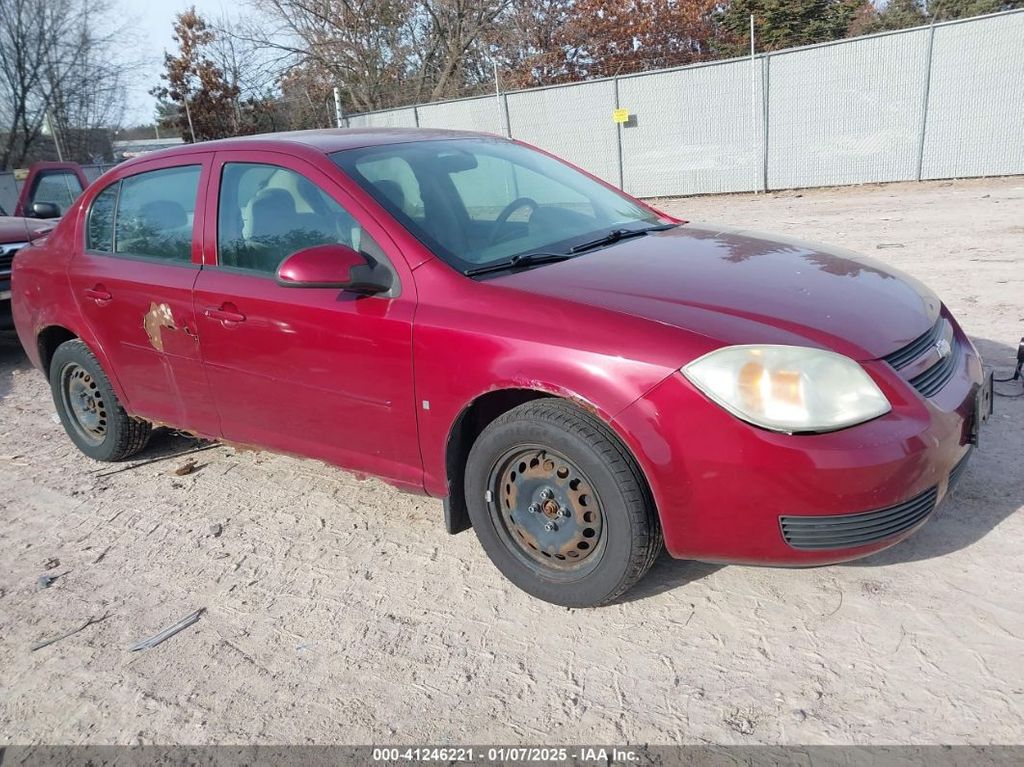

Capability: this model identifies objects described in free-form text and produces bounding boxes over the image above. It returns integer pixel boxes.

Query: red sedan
[11,129,991,606]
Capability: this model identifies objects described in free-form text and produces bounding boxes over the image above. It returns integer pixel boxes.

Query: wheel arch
[34,323,130,409]
[443,388,552,534]
[442,386,657,537]
[37,325,79,374]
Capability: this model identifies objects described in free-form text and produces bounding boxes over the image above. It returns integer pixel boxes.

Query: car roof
[118,128,502,169]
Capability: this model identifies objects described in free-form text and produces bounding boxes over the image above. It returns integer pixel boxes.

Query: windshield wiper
[568,223,677,254]
[465,252,574,277]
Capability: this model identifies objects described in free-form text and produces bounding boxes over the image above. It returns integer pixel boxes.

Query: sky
[124,0,236,126]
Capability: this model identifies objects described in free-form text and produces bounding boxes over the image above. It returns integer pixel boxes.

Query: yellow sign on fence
[612,108,630,124]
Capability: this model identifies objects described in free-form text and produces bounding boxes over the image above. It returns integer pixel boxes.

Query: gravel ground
[1,177,1022,746]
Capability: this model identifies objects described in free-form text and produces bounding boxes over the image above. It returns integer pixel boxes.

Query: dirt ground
[1,177,1022,746]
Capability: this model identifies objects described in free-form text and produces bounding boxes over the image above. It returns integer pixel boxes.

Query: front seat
[249,188,302,271]
[372,180,406,214]
[137,200,189,260]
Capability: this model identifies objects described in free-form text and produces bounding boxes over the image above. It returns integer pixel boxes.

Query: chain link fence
[345,10,1024,198]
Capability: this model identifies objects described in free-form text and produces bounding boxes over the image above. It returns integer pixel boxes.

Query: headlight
[681,345,890,433]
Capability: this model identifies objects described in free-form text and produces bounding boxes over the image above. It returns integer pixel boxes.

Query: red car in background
[11,130,991,606]
[1,162,89,328]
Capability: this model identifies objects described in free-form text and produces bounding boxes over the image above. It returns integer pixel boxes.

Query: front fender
[411,262,684,496]
[419,359,675,498]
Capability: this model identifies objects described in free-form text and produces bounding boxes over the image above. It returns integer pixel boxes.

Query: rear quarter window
[86,183,118,252]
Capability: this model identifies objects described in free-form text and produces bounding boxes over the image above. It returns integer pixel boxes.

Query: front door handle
[84,286,112,303]
[204,305,246,324]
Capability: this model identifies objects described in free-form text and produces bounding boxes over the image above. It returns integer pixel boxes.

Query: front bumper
[612,322,985,565]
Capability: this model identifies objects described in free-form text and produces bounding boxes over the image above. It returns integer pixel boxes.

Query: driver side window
[217,162,385,276]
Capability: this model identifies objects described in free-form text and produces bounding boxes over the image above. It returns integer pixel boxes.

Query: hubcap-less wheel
[490,445,604,576]
[48,339,152,462]
[60,362,108,446]
[466,399,662,606]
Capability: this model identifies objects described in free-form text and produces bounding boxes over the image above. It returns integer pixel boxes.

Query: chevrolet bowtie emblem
[935,338,952,359]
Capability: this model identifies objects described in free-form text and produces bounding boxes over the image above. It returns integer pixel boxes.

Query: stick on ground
[31,613,110,652]
[129,608,205,652]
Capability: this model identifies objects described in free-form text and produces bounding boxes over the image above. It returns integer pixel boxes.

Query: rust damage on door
[143,302,177,352]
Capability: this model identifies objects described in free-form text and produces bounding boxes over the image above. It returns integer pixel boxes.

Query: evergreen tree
[716,0,871,55]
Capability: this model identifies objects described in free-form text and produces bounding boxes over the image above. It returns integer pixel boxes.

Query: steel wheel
[59,362,108,446]
[489,445,605,578]
[49,340,151,462]
[466,400,662,606]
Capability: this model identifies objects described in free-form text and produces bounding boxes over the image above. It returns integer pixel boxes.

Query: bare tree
[47,6,133,162]
[240,0,412,112]
[410,0,516,101]
[237,0,512,113]
[0,0,128,168]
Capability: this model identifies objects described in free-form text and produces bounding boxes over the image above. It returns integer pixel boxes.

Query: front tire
[49,339,151,461]
[465,399,661,607]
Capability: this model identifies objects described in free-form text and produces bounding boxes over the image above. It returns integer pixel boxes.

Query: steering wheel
[487,197,540,246]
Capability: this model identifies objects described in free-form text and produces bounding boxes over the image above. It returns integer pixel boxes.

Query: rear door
[67,154,219,435]
[192,149,421,488]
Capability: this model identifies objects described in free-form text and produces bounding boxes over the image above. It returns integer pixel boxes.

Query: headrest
[139,200,186,230]
[372,180,405,213]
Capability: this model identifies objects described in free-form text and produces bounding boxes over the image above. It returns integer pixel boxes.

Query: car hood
[0,216,55,244]
[494,223,941,361]
[0,217,31,243]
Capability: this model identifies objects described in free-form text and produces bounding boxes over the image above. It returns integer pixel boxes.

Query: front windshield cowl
[332,137,662,275]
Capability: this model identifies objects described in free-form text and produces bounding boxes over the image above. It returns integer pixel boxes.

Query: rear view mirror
[438,151,478,173]
[30,201,61,219]
[276,244,392,294]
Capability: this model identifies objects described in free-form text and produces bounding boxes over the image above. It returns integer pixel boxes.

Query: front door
[67,154,219,435]
[192,151,421,489]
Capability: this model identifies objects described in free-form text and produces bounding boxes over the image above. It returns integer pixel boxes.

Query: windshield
[332,138,662,274]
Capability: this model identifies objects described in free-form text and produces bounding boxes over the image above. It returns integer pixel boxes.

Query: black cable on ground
[992,336,1024,398]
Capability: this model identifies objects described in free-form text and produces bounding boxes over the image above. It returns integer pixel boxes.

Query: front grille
[907,337,960,397]
[884,320,944,370]
[780,487,938,550]
[0,241,27,275]
[883,317,960,398]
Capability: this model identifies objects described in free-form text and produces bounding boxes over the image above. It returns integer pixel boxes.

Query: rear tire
[465,399,661,607]
[49,339,151,461]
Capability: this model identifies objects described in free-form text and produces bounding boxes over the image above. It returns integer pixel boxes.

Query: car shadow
[0,330,32,402]
[848,334,1023,567]
[616,553,722,603]
[129,428,216,462]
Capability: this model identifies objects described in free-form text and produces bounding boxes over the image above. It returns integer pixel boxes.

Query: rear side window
[114,166,200,262]
[86,183,118,252]
[30,171,84,215]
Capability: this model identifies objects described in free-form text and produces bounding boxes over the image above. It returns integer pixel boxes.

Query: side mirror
[275,243,392,294]
[30,201,61,219]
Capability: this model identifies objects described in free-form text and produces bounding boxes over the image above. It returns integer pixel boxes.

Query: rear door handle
[204,306,246,323]
[84,286,112,303]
